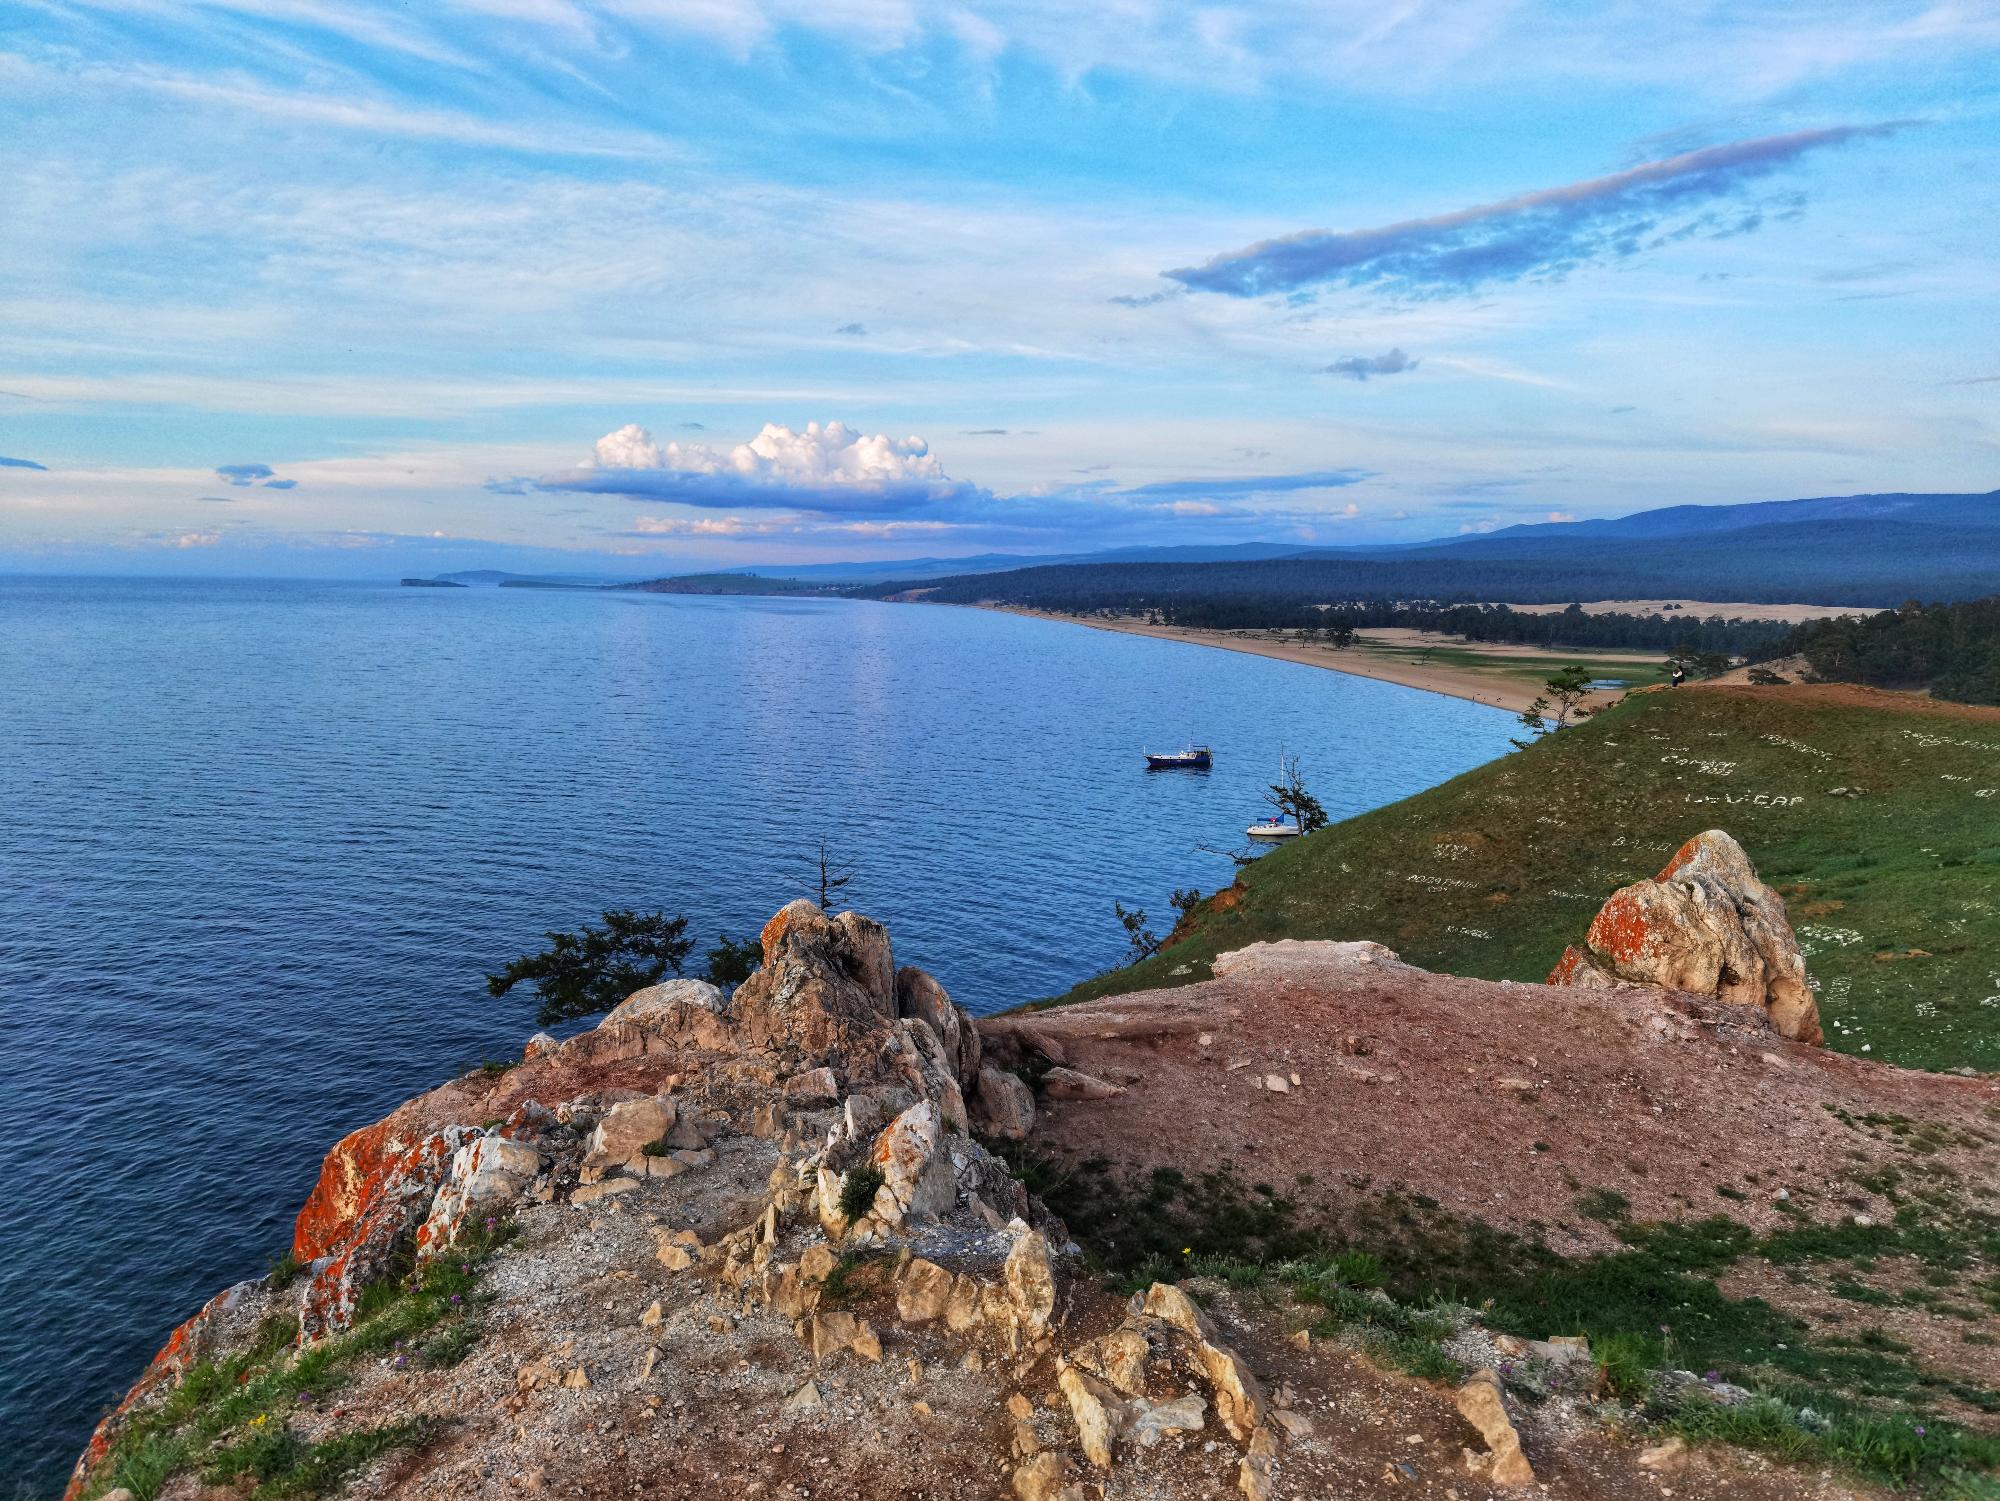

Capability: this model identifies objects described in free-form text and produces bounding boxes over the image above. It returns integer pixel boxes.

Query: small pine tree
[486,909,694,1025]
[803,838,855,911]
[1264,752,1329,833]
[1115,901,1162,960]
[1511,664,1596,750]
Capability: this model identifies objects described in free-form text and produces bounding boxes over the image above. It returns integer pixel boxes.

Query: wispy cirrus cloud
[0,454,47,470]
[1164,126,1905,299]
[1117,468,1371,498]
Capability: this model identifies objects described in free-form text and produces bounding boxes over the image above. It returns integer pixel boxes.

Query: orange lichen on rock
[293,1115,414,1262]
[1547,829,1821,1044]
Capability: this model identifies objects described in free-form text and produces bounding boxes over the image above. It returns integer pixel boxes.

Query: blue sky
[1,1,1995,576]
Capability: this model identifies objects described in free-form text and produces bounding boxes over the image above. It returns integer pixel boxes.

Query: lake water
[0,577,1516,1493]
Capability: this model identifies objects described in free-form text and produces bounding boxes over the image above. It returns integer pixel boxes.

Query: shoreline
[988,606,1643,715]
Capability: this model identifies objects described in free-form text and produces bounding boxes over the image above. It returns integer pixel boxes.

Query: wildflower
[1182,1247,1191,1256]
[393,1354,408,1368]
[449,1293,462,1305]
[1703,1370,1719,1383]
[1914,1425,1927,1436]
[250,1414,268,1427]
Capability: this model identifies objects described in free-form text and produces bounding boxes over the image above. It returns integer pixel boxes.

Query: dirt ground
[999,941,1997,1250]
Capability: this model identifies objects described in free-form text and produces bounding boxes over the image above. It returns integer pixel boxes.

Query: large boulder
[600,978,724,1028]
[730,900,902,1054]
[896,965,981,1092]
[972,1065,1036,1140]
[1548,830,1821,1043]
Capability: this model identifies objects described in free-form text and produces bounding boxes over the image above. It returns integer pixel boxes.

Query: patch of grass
[1592,1331,1657,1402]
[1577,1188,1631,1224]
[206,1417,433,1498]
[818,1250,885,1306]
[101,1430,192,1501]
[266,1252,304,1291]
[1669,1391,2000,1492]
[1040,685,2000,1073]
[87,1221,510,1499]
[420,1321,482,1368]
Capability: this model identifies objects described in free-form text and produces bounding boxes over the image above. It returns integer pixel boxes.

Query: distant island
[398,577,467,588]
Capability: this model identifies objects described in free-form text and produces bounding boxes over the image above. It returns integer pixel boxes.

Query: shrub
[838,1165,885,1221]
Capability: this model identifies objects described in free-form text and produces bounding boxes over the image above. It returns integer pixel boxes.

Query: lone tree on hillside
[1512,664,1596,750]
[1666,649,1733,682]
[1114,901,1162,960]
[1265,751,1330,834]
[487,909,695,1025]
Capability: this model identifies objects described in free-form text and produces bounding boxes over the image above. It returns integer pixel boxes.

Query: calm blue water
[0,577,1515,1493]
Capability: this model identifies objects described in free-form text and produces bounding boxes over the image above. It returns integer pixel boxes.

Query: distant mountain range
[715,490,1999,599]
[420,489,1998,606]
[865,490,2000,609]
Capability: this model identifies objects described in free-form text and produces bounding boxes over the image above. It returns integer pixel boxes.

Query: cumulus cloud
[262,477,298,489]
[1326,348,1419,380]
[1165,126,1902,298]
[541,420,985,515]
[0,455,47,470]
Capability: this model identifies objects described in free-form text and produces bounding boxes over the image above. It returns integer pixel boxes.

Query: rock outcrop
[1547,829,1822,1043]
[71,902,1317,1501]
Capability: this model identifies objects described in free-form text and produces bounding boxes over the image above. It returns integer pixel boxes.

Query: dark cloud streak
[1164,125,1905,299]
[1325,349,1418,381]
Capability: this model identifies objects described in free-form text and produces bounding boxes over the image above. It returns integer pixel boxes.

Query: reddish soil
[987,941,1998,1253]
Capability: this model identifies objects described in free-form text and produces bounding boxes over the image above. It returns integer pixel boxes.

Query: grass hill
[1048,682,2000,1075]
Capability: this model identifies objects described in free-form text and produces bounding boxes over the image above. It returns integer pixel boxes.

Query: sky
[1,0,1996,577]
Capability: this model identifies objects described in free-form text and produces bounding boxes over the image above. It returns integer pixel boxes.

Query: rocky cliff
[70,878,1995,1501]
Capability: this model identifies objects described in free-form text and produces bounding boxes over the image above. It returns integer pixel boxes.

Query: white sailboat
[1246,746,1305,839]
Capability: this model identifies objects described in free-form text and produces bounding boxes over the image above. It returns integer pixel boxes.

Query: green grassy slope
[1049,684,2000,1074]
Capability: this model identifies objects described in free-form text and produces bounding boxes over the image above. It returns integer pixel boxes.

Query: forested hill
[871,507,2000,610]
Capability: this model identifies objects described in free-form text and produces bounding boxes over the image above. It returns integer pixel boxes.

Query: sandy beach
[994,608,1666,715]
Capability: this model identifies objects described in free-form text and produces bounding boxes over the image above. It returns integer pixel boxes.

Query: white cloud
[560,419,978,513]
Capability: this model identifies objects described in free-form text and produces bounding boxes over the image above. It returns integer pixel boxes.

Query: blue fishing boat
[1145,744,1212,770]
